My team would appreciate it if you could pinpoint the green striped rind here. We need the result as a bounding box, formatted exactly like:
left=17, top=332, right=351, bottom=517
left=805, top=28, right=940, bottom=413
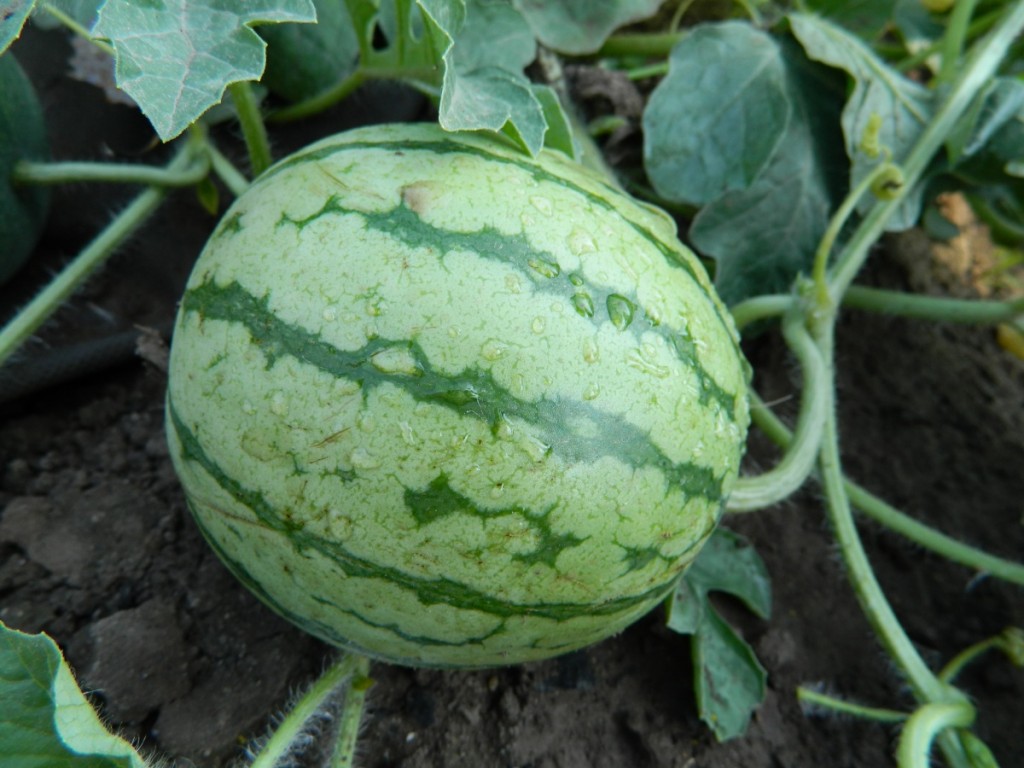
left=167, top=123, right=749, bottom=667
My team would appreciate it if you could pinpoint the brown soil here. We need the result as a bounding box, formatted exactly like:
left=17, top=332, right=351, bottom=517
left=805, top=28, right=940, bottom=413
left=2, top=27, right=1022, bottom=768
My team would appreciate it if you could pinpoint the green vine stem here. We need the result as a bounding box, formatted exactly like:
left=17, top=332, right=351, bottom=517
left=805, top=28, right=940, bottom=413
left=828, top=1, right=1024, bottom=300
left=747, top=390, right=1024, bottom=586
left=228, top=81, right=272, bottom=177
left=596, top=32, right=685, bottom=59
left=330, top=655, right=373, bottom=768
left=730, top=293, right=793, bottom=330
left=796, top=686, right=907, bottom=724
left=842, top=285, right=1024, bottom=323
left=250, top=654, right=371, bottom=768
left=937, top=0, right=981, bottom=87
left=939, top=627, right=1024, bottom=684
left=206, top=142, right=252, bottom=197
left=0, top=142, right=206, bottom=368
left=727, top=305, right=827, bottom=512
left=895, top=702, right=975, bottom=768
left=13, top=158, right=210, bottom=187
left=39, top=2, right=115, bottom=55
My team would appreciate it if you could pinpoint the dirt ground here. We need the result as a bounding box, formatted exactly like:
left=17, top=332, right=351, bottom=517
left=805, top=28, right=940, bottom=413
left=2, top=28, right=1022, bottom=768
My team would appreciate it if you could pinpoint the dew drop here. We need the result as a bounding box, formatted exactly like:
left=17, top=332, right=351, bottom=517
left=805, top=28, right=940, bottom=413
left=510, top=373, right=527, bottom=396
left=357, top=414, right=376, bottom=433
left=531, top=316, right=546, bottom=334
left=505, top=274, right=523, bottom=294
left=490, top=483, right=506, bottom=499
left=582, top=383, right=601, bottom=401
left=399, top=420, right=417, bottom=445
left=530, top=196, right=553, bottom=215
left=569, top=273, right=584, bottom=287
left=582, top=338, right=600, bottom=364
left=572, top=292, right=595, bottom=318
left=607, top=294, right=635, bottom=331
left=481, top=339, right=509, bottom=361
left=494, top=416, right=514, bottom=440
left=567, top=227, right=597, bottom=256
left=528, top=257, right=560, bottom=279
left=242, top=400, right=256, bottom=415
left=270, top=392, right=288, bottom=416
left=350, top=447, right=380, bottom=469
left=322, top=307, right=337, bottom=322
left=448, top=326, right=461, bottom=339
left=370, top=345, right=421, bottom=376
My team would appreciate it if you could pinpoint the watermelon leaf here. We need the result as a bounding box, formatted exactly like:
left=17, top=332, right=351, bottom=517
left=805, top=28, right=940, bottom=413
left=0, top=621, right=148, bottom=768
left=91, top=0, right=317, bottom=142
left=0, top=0, right=34, bottom=53
left=667, top=527, right=770, bottom=742
left=686, top=36, right=846, bottom=305
left=789, top=13, right=933, bottom=231
left=511, top=0, right=664, bottom=55
left=643, top=22, right=793, bottom=207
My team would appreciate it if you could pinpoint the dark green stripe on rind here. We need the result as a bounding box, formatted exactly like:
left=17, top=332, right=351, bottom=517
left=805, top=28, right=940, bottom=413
left=180, top=279, right=725, bottom=503
left=257, top=135, right=742, bottom=360
left=276, top=194, right=739, bottom=421
left=169, top=400, right=681, bottom=623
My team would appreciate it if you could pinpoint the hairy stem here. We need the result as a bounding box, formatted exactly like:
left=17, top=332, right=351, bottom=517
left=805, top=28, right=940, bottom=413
left=796, top=686, right=907, bottom=723
left=251, top=654, right=370, bottom=768
left=228, top=81, right=272, bottom=177
left=13, top=157, right=209, bottom=187
left=728, top=307, right=827, bottom=512
left=0, top=144, right=202, bottom=367
left=597, top=32, right=685, bottom=59
left=895, top=702, right=975, bottom=768
left=330, top=655, right=373, bottom=768
left=842, top=286, right=1024, bottom=323
left=206, top=143, right=252, bottom=197
left=747, top=393, right=1024, bottom=586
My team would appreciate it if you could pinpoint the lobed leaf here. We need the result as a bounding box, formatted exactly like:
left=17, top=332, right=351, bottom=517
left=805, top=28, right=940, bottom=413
left=689, top=39, right=846, bottom=305
left=512, top=0, right=663, bottom=55
left=667, top=527, right=771, bottom=742
left=789, top=12, right=933, bottom=231
left=92, top=0, right=317, bottom=141
left=643, top=22, right=791, bottom=207
left=0, top=621, right=148, bottom=768
left=1, top=0, right=33, bottom=53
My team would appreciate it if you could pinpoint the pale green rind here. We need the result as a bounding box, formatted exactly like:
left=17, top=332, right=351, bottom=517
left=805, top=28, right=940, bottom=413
left=167, top=123, right=749, bottom=667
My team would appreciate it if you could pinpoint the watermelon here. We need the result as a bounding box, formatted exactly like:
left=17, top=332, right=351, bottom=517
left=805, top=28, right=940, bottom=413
left=166, top=123, right=750, bottom=668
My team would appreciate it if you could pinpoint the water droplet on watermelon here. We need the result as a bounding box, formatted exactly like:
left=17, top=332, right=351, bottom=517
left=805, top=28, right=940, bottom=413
left=270, top=392, right=288, bottom=415
left=399, top=421, right=416, bottom=445
left=607, top=295, right=635, bottom=330
left=567, top=227, right=597, bottom=256
left=481, top=339, right=509, bottom=361
left=582, top=383, right=601, bottom=401
left=582, top=338, right=599, bottom=363
left=572, top=292, right=595, bottom=318
left=357, top=414, right=375, bottom=432
left=350, top=447, right=380, bottom=469
left=528, top=257, right=560, bottom=279
left=531, top=317, right=546, bottom=334
left=322, top=307, right=337, bottom=322
left=530, top=196, right=553, bottom=215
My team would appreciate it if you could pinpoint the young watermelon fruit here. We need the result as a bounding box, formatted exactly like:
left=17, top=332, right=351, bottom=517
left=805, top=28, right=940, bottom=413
left=166, top=123, right=750, bottom=668
left=0, top=53, right=50, bottom=285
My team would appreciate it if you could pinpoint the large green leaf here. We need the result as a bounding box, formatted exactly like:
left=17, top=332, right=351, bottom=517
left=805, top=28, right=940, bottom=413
left=260, top=0, right=359, bottom=103
left=512, top=0, right=663, bottom=54
left=0, top=0, right=33, bottom=52
left=0, top=621, right=148, bottom=768
left=92, top=0, right=317, bottom=141
left=689, top=40, right=846, bottom=305
left=667, top=527, right=771, bottom=742
left=643, top=22, right=792, bottom=207
left=789, top=12, right=933, bottom=231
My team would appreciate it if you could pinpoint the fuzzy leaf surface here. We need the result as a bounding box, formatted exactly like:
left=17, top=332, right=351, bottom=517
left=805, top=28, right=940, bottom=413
left=512, top=0, right=662, bottom=54
left=790, top=12, right=932, bottom=230
left=667, top=528, right=770, bottom=741
left=0, top=621, right=147, bottom=768
left=92, top=0, right=317, bottom=141
left=691, top=41, right=846, bottom=305
left=643, top=22, right=791, bottom=206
